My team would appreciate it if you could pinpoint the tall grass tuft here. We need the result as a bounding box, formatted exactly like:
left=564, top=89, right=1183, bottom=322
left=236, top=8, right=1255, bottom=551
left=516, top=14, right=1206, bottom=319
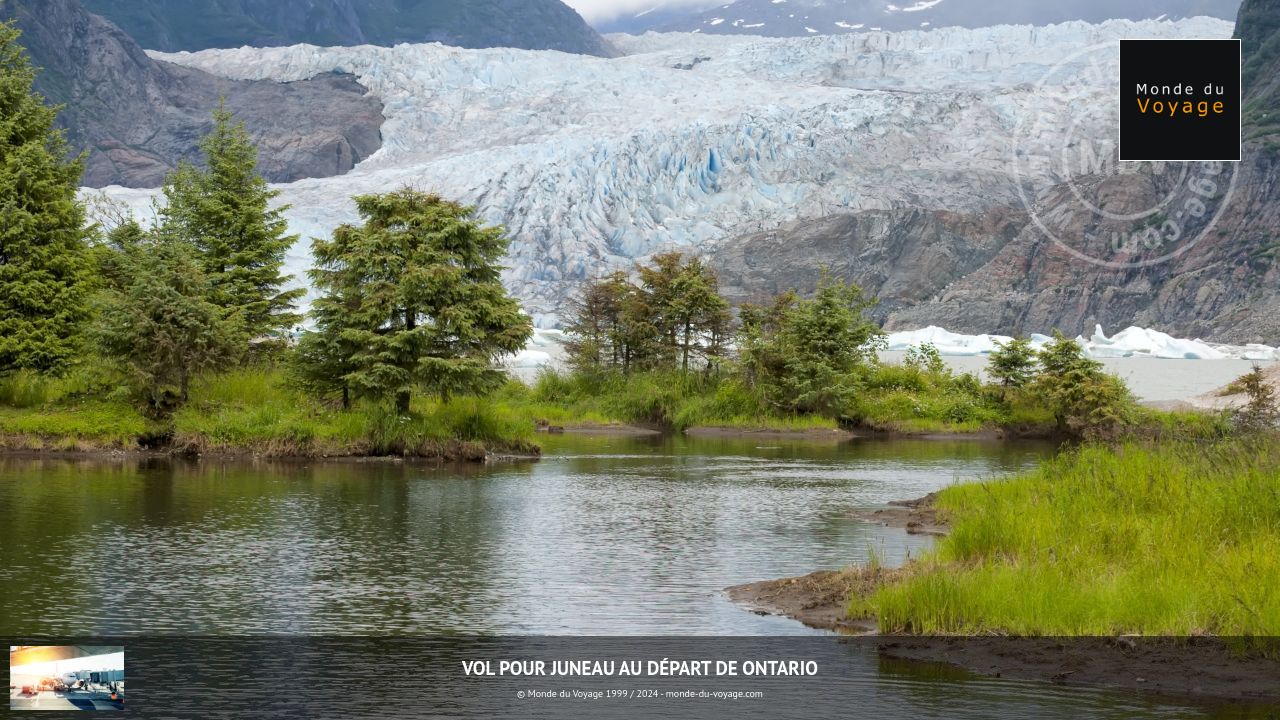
left=860, top=439, right=1280, bottom=640
left=0, top=371, right=57, bottom=408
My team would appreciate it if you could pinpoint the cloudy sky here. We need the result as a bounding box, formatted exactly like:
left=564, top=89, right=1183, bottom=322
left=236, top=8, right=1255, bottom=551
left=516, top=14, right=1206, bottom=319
left=562, top=0, right=720, bottom=23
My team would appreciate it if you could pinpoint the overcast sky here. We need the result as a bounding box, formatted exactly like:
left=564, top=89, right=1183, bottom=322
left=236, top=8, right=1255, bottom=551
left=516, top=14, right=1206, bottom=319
left=562, top=0, right=719, bottom=23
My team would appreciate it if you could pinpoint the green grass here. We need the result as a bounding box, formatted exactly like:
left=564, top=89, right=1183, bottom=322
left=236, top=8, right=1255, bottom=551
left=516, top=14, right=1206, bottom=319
left=0, top=359, right=1240, bottom=455
left=501, top=369, right=837, bottom=432
left=847, top=365, right=1014, bottom=433
left=0, top=367, right=150, bottom=448
left=848, top=387, right=1006, bottom=433
left=0, top=366, right=538, bottom=459
left=492, top=363, right=1234, bottom=438
left=0, top=399, right=149, bottom=448
left=851, top=440, right=1280, bottom=638
left=173, top=368, right=537, bottom=457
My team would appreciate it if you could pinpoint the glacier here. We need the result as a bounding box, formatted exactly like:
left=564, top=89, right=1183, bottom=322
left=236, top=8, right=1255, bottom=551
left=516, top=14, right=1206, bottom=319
left=86, top=17, right=1234, bottom=328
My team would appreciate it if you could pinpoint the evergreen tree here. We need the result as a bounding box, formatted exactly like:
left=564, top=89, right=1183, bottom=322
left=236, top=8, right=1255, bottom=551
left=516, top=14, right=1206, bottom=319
left=1034, top=331, right=1132, bottom=436
left=1235, top=365, right=1279, bottom=432
left=160, top=102, right=303, bottom=343
left=0, top=23, right=90, bottom=374
left=563, top=272, right=629, bottom=372
left=289, top=280, right=362, bottom=410
left=309, top=189, right=533, bottom=414
left=988, top=337, right=1038, bottom=389
left=92, top=219, right=147, bottom=293
left=738, top=290, right=796, bottom=390
left=94, top=232, right=240, bottom=415
left=636, top=252, right=731, bottom=372
left=741, top=278, right=884, bottom=415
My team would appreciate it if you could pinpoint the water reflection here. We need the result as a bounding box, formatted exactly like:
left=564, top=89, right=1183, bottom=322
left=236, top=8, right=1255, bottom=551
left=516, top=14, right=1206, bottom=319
left=0, top=437, right=1051, bottom=636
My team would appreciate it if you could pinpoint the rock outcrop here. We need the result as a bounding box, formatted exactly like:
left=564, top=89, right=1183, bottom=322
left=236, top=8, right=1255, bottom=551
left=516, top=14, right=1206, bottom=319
left=81, top=0, right=617, bottom=57
left=710, top=208, right=1030, bottom=322
left=3, top=0, right=385, bottom=188
left=710, top=0, right=1280, bottom=344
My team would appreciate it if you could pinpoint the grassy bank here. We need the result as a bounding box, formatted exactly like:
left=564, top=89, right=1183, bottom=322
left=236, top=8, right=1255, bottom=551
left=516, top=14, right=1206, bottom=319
left=500, top=365, right=1233, bottom=438
left=494, top=366, right=1004, bottom=435
left=849, top=440, right=1280, bottom=638
left=496, top=370, right=839, bottom=433
left=0, top=368, right=538, bottom=459
left=0, top=360, right=1237, bottom=456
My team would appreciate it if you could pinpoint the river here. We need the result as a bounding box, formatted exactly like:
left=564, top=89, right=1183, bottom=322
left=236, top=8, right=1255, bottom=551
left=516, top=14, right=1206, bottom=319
left=0, top=436, right=1264, bottom=717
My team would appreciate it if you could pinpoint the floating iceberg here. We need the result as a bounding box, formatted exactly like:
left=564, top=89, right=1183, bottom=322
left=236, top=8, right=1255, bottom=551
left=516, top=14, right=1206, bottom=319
left=883, top=326, right=1010, bottom=356
left=886, top=324, right=1279, bottom=361
left=507, top=350, right=554, bottom=369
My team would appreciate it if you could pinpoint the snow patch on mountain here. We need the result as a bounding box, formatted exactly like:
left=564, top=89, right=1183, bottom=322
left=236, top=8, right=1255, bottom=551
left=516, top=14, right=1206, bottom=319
left=89, top=17, right=1232, bottom=327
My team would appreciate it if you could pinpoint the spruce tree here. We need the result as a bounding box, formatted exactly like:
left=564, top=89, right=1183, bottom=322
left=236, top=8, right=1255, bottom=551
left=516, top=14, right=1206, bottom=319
left=309, top=189, right=533, bottom=414
left=563, top=271, right=656, bottom=373
left=289, top=280, right=362, bottom=410
left=94, top=232, right=240, bottom=415
left=740, top=278, right=884, bottom=415
left=635, top=253, right=731, bottom=372
left=988, top=337, right=1038, bottom=389
left=769, top=278, right=884, bottom=414
left=1034, top=332, right=1132, bottom=436
left=160, top=102, right=303, bottom=343
left=0, top=23, right=90, bottom=374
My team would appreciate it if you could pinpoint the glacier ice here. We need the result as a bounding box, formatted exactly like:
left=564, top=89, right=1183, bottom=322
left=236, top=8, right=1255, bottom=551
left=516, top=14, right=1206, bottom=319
left=510, top=324, right=1277, bottom=377
left=87, top=18, right=1234, bottom=328
left=886, top=325, right=1280, bottom=361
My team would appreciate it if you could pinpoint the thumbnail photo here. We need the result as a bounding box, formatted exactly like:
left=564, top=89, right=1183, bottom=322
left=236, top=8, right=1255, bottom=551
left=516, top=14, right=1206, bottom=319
left=9, top=646, right=124, bottom=712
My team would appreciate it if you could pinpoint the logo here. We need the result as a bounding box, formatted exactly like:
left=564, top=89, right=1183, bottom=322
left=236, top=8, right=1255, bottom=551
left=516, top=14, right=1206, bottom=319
left=1119, top=38, right=1241, bottom=162
left=1011, top=41, right=1239, bottom=270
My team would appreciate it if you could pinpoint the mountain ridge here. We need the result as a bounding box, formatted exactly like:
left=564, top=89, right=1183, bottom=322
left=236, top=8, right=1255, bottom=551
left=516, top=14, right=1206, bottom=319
left=608, top=0, right=1242, bottom=37
left=96, top=17, right=1255, bottom=340
left=81, top=0, right=617, bottom=57
left=2, top=0, right=386, bottom=187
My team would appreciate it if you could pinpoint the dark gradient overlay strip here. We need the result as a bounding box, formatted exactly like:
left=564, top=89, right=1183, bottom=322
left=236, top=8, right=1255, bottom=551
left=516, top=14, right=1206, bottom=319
left=5, top=637, right=1278, bottom=719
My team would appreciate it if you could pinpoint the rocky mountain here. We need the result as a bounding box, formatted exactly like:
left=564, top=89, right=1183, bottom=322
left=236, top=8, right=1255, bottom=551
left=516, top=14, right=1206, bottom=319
left=711, top=208, right=1030, bottom=321
left=1239, top=0, right=1280, bottom=138
left=81, top=0, right=617, bottom=57
left=95, top=17, right=1236, bottom=331
left=3, top=0, right=385, bottom=188
left=596, top=3, right=723, bottom=34
left=615, top=0, right=1241, bottom=36
left=712, top=0, right=1280, bottom=343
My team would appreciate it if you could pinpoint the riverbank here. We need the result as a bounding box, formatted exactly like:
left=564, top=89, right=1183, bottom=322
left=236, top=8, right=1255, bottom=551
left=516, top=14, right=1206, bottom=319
left=503, top=364, right=1243, bottom=441
left=0, top=369, right=540, bottom=461
left=728, top=438, right=1280, bottom=703
left=0, top=358, right=1249, bottom=460
left=728, top=568, right=1280, bottom=702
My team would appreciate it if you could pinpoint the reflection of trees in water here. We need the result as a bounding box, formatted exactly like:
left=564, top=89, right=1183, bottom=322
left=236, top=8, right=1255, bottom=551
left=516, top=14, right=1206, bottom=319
left=0, top=440, right=1054, bottom=635
left=0, top=457, right=154, bottom=635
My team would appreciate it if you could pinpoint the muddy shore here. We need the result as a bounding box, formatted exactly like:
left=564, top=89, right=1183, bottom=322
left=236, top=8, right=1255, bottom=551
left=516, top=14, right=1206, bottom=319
left=849, top=492, right=948, bottom=537
left=726, top=495, right=1280, bottom=704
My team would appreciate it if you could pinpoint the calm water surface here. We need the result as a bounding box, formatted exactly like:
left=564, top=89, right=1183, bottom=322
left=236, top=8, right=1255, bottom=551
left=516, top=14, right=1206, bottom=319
left=1, top=435, right=1047, bottom=636
left=2, top=436, right=1268, bottom=718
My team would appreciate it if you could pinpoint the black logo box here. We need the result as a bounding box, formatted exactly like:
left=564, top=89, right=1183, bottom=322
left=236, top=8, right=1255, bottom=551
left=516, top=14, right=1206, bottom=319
left=1119, top=38, right=1241, bottom=162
